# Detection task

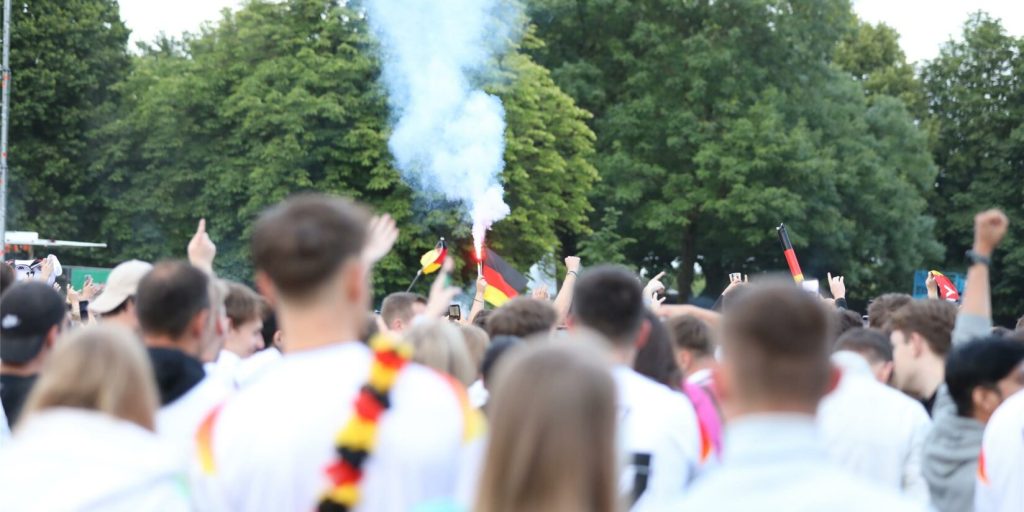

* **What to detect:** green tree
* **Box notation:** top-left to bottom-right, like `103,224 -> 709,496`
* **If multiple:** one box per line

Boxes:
834,20 -> 926,119
922,13 -> 1024,325
98,0 -> 596,295
529,0 -> 940,302
3,0 -> 130,250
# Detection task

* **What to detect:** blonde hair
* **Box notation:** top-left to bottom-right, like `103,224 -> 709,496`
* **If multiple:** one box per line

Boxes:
459,324 -> 489,376
404,320 -> 475,386
475,339 -> 620,512
21,325 -> 160,431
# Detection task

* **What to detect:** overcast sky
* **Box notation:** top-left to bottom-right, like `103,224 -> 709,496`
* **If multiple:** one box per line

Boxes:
120,0 -> 1024,64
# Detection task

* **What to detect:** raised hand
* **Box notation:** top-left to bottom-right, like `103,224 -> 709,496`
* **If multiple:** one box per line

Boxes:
973,209 -> 1009,256
423,257 -> 460,319
643,271 -> 666,299
564,256 -> 581,274
188,219 -> 217,273
362,214 -> 399,266
827,272 -> 845,300
925,272 -> 938,299
532,284 -> 551,301
723,273 -> 747,295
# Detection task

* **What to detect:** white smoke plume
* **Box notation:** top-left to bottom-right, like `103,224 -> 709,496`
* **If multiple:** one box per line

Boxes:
364,0 -> 516,256
365,0 -> 520,255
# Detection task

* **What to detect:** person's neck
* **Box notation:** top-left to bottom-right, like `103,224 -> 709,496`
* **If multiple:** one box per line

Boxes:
0,359 -> 42,377
913,357 -> 945,400
144,333 -> 199,359
608,344 -> 635,366
687,357 -> 715,378
278,302 -> 360,353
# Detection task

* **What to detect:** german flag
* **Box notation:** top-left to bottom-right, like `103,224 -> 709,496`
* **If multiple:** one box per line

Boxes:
481,248 -> 528,307
419,238 -> 447,274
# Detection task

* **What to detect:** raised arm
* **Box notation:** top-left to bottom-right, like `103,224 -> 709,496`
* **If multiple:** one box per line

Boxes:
952,209 -> 1008,345
552,256 -> 580,326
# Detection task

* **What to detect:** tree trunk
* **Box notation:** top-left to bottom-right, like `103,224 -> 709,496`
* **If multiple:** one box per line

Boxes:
676,222 -> 697,303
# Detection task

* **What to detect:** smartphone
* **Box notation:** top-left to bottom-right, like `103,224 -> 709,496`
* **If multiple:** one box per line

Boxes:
448,304 -> 462,321
729,273 -> 742,283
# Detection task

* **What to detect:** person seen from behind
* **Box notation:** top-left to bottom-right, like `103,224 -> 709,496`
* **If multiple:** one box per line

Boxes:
924,338 -> 1024,512
677,281 -> 927,511
571,265 -> 702,511
88,259 -> 152,331
474,341 -> 619,512
0,282 -> 66,429
136,260 -> 231,450
0,325 -> 189,511
818,328 -> 932,503
192,194 -> 481,511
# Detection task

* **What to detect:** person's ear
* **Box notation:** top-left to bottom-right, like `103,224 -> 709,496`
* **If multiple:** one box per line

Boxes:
909,332 -> 926,357
676,350 -> 693,374
633,319 -> 652,350
44,324 -> 60,349
972,387 -> 1001,420
255,271 -> 277,308
191,309 -> 211,342
878,361 -> 894,385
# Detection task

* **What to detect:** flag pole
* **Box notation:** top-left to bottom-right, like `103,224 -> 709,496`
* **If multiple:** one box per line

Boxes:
406,269 -> 422,292
0,0 -> 12,256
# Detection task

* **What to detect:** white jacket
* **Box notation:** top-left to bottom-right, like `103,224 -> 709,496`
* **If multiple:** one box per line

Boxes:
0,408 -> 190,511
818,351 -> 932,504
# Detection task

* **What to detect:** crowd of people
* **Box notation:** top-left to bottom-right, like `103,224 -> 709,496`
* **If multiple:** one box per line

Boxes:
0,194 -> 1021,512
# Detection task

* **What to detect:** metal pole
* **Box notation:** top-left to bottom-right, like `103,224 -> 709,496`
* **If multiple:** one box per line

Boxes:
0,0 -> 11,257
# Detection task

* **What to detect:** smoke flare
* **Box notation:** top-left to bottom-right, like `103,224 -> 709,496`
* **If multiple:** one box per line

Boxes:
366,0 -> 519,251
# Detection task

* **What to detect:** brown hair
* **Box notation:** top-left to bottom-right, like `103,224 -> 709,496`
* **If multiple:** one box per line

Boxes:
21,325 -> 159,431
867,293 -> 912,329
486,297 -> 557,339
475,340 -> 619,512
380,292 -> 426,328
459,324 -> 489,374
885,299 -> 957,356
404,321 -> 476,387
224,281 -> 267,328
666,315 -> 714,357
722,281 -> 834,407
251,194 -> 369,300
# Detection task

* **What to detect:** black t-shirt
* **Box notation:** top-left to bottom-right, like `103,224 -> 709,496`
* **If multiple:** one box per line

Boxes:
921,389 -> 938,417
1,373 -> 38,429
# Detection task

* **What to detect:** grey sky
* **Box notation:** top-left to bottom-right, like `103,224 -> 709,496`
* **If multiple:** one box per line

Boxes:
120,0 -> 1023,63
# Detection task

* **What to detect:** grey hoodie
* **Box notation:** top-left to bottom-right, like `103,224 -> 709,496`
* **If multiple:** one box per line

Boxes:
923,411 -> 984,512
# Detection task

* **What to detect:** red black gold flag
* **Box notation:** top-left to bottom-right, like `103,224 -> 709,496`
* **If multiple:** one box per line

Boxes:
481,248 -> 528,307
419,238 -> 447,275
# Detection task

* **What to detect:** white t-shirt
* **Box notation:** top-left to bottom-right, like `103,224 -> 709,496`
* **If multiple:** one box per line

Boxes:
818,351 -> 932,504
613,365 -> 702,511
204,348 -> 283,389
157,376 -> 232,457
976,390 -> 1024,512
192,341 -> 481,512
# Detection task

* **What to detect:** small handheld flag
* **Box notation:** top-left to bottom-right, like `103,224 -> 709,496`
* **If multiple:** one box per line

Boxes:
930,270 -> 960,302
419,238 -> 447,275
777,223 -> 804,283
480,248 -> 528,307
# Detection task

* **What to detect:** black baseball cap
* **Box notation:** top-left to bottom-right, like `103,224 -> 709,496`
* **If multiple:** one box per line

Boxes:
1,282 -> 66,364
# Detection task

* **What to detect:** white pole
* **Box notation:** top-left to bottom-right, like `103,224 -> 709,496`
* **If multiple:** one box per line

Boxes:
0,0 -> 12,257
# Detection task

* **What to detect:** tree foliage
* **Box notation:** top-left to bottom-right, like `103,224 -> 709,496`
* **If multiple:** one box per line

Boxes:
92,0 -> 596,295
4,0 -> 130,246
922,13 -> 1024,324
528,0 -> 941,303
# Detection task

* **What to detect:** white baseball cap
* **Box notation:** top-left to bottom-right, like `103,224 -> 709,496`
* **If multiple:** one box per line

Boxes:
89,260 -> 153,315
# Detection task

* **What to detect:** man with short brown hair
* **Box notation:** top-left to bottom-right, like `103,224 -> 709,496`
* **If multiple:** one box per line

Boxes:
868,293 -> 912,329
886,300 -> 957,416
194,195 -> 479,512
380,292 -> 426,333
678,281 -> 925,511
485,297 -> 557,339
